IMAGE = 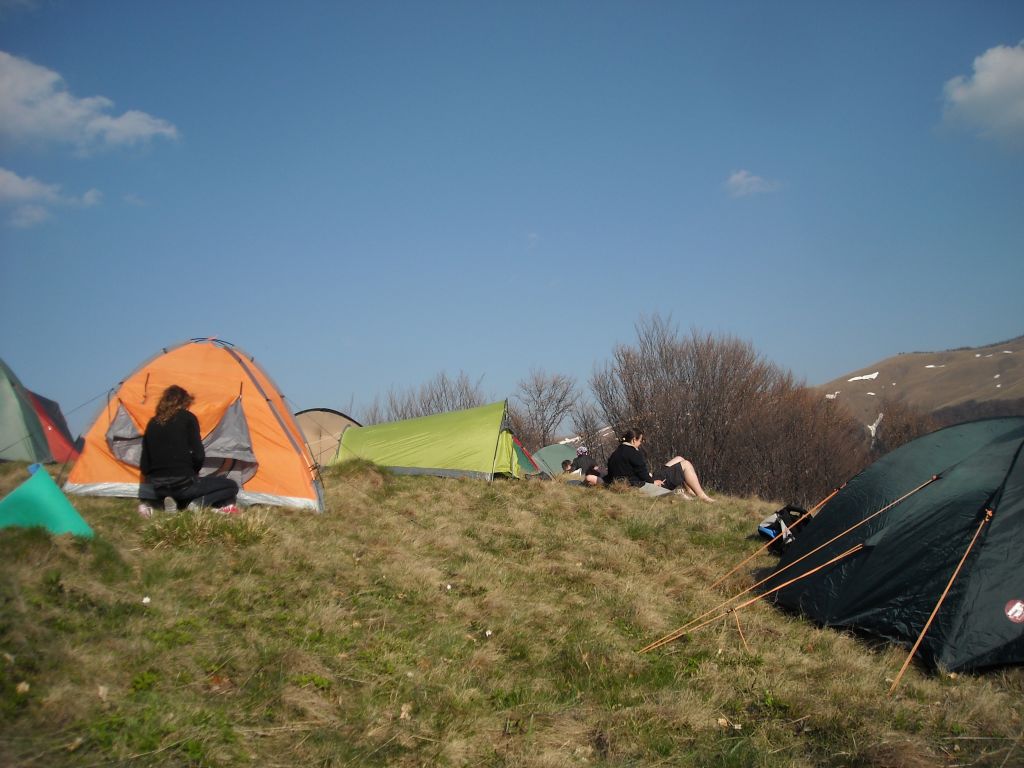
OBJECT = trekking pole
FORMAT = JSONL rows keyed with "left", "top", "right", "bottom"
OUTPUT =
{"left": 888, "top": 509, "right": 993, "bottom": 696}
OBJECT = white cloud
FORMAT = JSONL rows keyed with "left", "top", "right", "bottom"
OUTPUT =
{"left": 725, "top": 169, "right": 779, "bottom": 198}
{"left": 0, "top": 167, "right": 60, "bottom": 203}
{"left": 0, "top": 166, "right": 103, "bottom": 227}
{"left": 79, "top": 188, "right": 102, "bottom": 207}
{"left": 9, "top": 204, "right": 50, "bottom": 228}
{"left": 0, "top": 50, "right": 179, "bottom": 150}
{"left": 943, "top": 42, "right": 1024, "bottom": 146}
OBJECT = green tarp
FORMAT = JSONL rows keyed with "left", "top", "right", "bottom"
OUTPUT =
{"left": 0, "top": 468, "right": 93, "bottom": 538}
{"left": 334, "top": 401, "right": 528, "bottom": 480}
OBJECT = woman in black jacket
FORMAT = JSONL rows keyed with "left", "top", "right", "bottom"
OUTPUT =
{"left": 604, "top": 429, "right": 654, "bottom": 487}
{"left": 604, "top": 428, "right": 714, "bottom": 501}
{"left": 138, "top": 385, "right": 239, "bottom": 516}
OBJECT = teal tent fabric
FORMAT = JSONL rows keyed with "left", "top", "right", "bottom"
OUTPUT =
{"left": 0, "top": 468, "right": 94, "bottom": 538}
{"left": 533, "top": 443, "right": 577, "bottom": 476}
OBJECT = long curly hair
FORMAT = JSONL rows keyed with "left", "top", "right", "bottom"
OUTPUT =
{"left": 154, "top": 385, "right": 194, "bottom": 425}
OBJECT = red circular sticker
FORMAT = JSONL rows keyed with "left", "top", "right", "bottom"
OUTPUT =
{"left": 1006, "top": 600, "right": 1024, "bottom": 624}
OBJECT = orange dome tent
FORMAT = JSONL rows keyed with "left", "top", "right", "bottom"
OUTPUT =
{"left": 65, "top": 338, "right": 322, "bottom": 512}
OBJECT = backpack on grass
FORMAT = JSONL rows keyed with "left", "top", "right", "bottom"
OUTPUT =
{"left": 757, "top": 504, "right": 807, "bottom": 554}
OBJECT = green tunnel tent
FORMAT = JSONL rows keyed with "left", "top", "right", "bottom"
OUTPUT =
{"left": 333, "top": 401, "right": 546, "bottom": 480}
{"left": 763, "top": 418, "right": 1024, "bottom": 672}
{"left": 0, "top": 358, "right": 53, "bottom": 464}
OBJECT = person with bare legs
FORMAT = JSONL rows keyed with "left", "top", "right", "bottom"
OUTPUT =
{"left": 655, "top": 456, "right": 715, "bottom": 502}
{"left": 605, "top": 428, "right": 715, "bottom": 501}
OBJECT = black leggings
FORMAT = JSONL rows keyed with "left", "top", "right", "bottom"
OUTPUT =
{"left": 153, "top": 475, "right": 238, "bottom": 510}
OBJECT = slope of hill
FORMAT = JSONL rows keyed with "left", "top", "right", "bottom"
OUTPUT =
{"left": 818, "top": 335, "right": 1024, "bottom": 428}
{"left": 2, "top": 461, "right": 1022, "bottom": 767}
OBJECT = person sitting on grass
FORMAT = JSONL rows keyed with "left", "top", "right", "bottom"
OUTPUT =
{"left": 137, "top": 385, "right": 240, "bottom": 517}
{"left": 604, "top": 427, "right": 714, "bottom": 501}
{"left": 570, "top": 445, "right": 604, "bottom": 486}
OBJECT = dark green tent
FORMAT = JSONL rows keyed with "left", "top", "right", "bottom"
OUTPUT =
{"left": 764, "top": 418, "right": 1024, "bottom": 672}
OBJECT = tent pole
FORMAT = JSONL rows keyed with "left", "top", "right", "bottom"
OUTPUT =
{"left": 710, "top": 485, "right": 844, "bottom": 590}
{"left": 640, "top": 543, "right": 864, "bottom": 653}
{"left": 888, "top": 509, "right": 994, "bottom": 696}
{"left": 640, "top": 476, "right": 939, "bottom": 654}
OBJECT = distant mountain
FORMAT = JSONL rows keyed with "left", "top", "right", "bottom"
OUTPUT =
{"left": 817, "top": 335, "right": 1024, "bottom": 429}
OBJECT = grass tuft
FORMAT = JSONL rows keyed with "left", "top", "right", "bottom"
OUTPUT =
{"left": 141, "top": 508, "right": 271, "bottom": 549}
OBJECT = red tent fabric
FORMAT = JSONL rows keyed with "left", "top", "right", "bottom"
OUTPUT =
{"left": 27, "top": 390, "right": 80, "bottom": 463}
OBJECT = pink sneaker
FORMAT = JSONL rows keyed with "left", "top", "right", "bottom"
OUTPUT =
{"left": 137, "top": 503, "right": 154, "bottom": 518}
{"left": 216, "top": 504, "right": 241, "bottom": 516}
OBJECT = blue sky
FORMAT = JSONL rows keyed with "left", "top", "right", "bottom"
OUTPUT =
{"left": 2, "top": 1, "right": 1022, "bottom": 435}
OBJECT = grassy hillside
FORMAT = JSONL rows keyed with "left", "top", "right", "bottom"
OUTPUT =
{"left": 818, "top": 336, "right": 1023, "bottom": 427}
{"left": 1, "top": 461, "right": 1021, "bottom": 767}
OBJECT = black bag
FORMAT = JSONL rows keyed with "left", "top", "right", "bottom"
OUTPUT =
{"left": 757, "top": 504, "right": 807, "bottom": 554}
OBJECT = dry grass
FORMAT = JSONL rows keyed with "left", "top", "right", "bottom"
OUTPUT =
{"left": 0, "top": 461, "right": 1021, "bottom": 767}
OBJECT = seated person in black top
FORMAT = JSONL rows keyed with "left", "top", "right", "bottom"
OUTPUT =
{"left": 570, "top": 445, "right": 603, "bottom": 486}
{"left": 138, "top": 385, "right": 240, "bottom": 515}
{"left": 604, "top": 428, "right": 656, "bottom": 488}
{"left": 604, "top": 428, "right": 714, "bottom": 501}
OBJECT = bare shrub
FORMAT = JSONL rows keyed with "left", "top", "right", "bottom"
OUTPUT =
{"left": 871, "top": 396, "right": 936, "bottom": 458}
{"left": 361, "top": 371, "right": 487, "bottom": 424}
{"left": 508, "top": 369, "right": 578, "bottom": 450}
{"left": 932, "top": 397, "right": 1024, "bottom": 427}
{"left": 591, "top": 316, "right": 869, "bottom": 505}
{"left": 571, "top": 401, "right": 616, "bottom": 464}
{"left": 730, "top": 384, "right": 870, "bottom": 505}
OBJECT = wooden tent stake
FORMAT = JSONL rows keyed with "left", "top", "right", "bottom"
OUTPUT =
{"left": 734, "top": 612, "right": 751, "bottom": 654}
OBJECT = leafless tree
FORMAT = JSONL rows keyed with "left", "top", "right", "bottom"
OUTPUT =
{"left": 360, "top": 371, "right": 487, "bottom": 424}
{"left": 360, "top": 399, "right": 386, "bottom": 426}
{"left": 590, "top": 315, "right": 870, "bottom": 505}
{"left": 509, "top": 369, "right": 578, "bottom": 450}
{"left": 870, "top": 396, "right": 936, "bottom": 459}
{"left": 570, "top": 400, "right": 615, "bottom": 464}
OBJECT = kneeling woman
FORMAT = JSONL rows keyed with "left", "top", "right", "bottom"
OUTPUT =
{"left": 604, "top": 428, "right": 714, "bottom": 502}
{"left": 139, "top": 385, "right": 240, "bottom": 515}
